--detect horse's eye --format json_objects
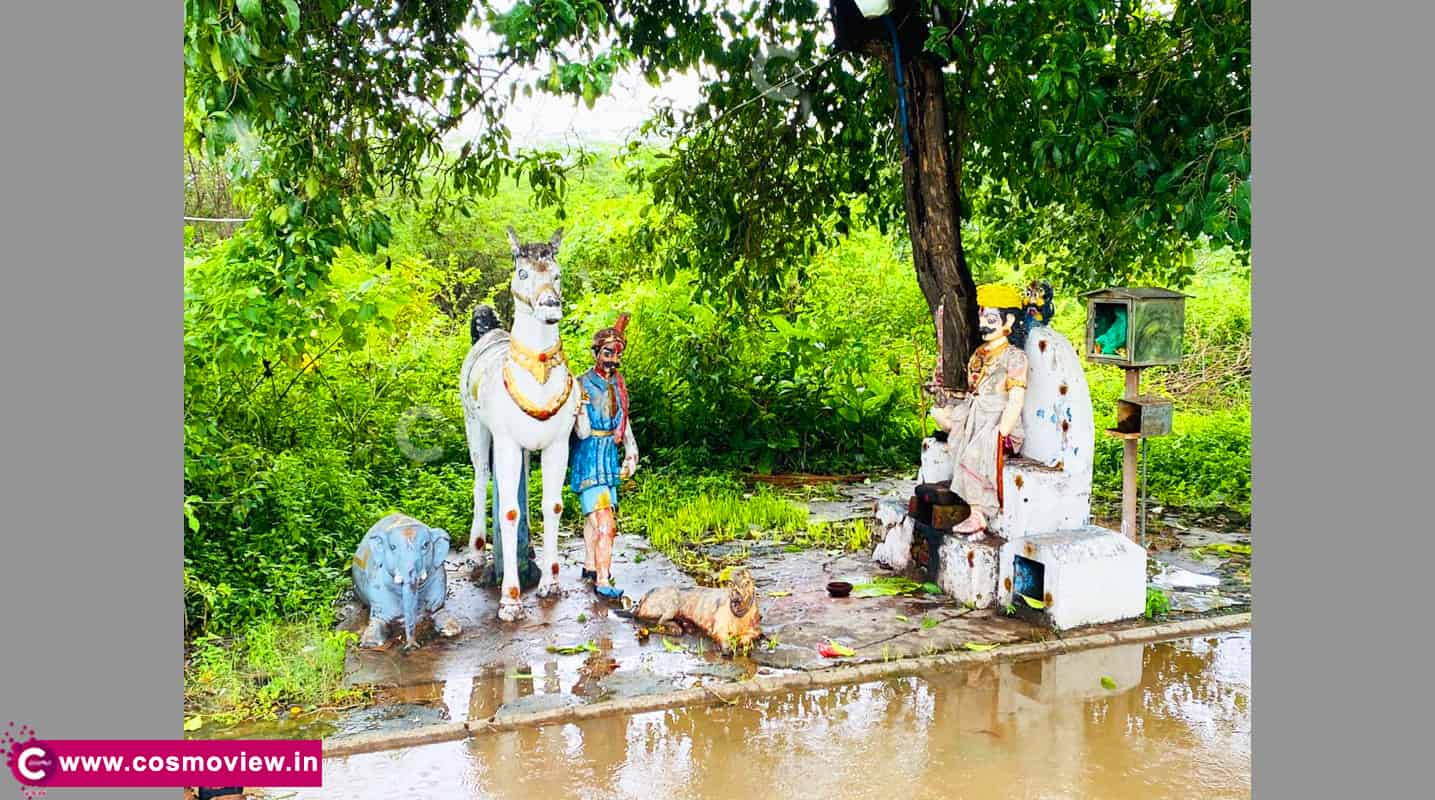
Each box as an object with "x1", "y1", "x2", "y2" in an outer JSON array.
[{"x1": 518, "y1": 269, "x2": 529, "y2": 280}]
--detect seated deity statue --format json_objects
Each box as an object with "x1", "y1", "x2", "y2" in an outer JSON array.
[{"x1": 929, "y1": 284, "x2": 1031, "y2": 535}]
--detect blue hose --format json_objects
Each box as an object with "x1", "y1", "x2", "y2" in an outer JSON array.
[{"x1": 881, "y1": 14, "x2": 914, "y2": 157}]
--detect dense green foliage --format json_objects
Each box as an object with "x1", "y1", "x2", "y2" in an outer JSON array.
[{"x1": 184, "y1": 1, "x2": 1248, "y2": 337}]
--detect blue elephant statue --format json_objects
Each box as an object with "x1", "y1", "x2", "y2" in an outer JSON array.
[{"x1": 351, "y1": 513, "x2": 462, "y2": 650}]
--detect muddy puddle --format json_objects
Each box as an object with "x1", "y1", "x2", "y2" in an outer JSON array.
[{"x1": 280, "y1": 629, "x2": 1250, "y2": 799}]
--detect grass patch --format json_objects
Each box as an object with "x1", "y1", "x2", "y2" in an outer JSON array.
[
  {"x1": 184, "y1": 613, "x2": 367, "y2": 726},
  {"x1": 621, "y1": 468, "x2": 874, "y2": 581}
]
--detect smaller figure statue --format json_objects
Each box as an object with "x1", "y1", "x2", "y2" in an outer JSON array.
[
  {"x1": 929, "y1": 284, "x2": 1031, "y2": 536},
  {"x1": 351, "y1": 513, "x2": 461, "y2": 650},
  {"x1": 570, "y1": 313, "x2": 640, "y2": 599},
  {"x1": 1093, "y1": 304, "x2": 1127, "y2": 355}
]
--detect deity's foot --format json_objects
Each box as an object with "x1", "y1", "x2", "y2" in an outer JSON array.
[
  {"x1": 953, "y1": 509, "x2": 987, "y2": 535},
  {"x1": 595, "y1": 583, "x2": 624, "y2": 600}
]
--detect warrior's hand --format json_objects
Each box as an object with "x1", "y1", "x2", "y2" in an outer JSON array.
[{"x1": 621, "y1": 450, "x2": 639, "y2": 479}]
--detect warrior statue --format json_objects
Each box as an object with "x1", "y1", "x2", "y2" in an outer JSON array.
[
  {"x1": 570, "y1": 313, "x2": 640, "y2": 599},
  {"x1": 930, "y1": 284, "x2": 1031, "y2": 535}
]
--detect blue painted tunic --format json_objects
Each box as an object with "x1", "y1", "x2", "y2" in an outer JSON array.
[{"x1": 570, "y1": 369, "x2": 625, "y2": 505}]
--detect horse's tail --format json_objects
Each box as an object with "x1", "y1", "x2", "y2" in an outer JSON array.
[{"x1": 471, "y1": 304, "x2": 502, "y2": 345}]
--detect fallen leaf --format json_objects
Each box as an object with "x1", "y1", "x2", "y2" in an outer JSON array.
[
  {"x1": 894, "y1": 615, "x2": 911, "y2": 623},
  {"x1": 818, "y1": 639, "x2": 856, "y2": 658},
  {"x1": 511, "y1": 672, "x2": 535, "y2": 680},
  {"x1": 921, "y1": 582, "x2": 942, "y2": 594},
  {"x1": 963, "y1": 642, "x2": 998, "y2": 652},
  {"x1": 1100, "y1": 675, "x2": 1117, "y2": 690},
  {"x1": 661, "y1": 637, "x2": 688, "y2": 653},
  {"x1": 768, "y1": 590, "x2": 792, "y2": 598},
  {"x1": 547, "y1": 640, "x2": 599, "y2": 655},
  {"x1": 921, "y1": 616, "x2": 939, "y2": 630},
  {"x1": 183, "y1": 716, "x2": 203, "y2": 732},
  {"x1": 1018, "y1": 593, "x2": 1046, "y2": 610}
]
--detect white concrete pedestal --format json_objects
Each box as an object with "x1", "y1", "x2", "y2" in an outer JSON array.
[{"x1": 997, "y1": 526, "x2": 1147, "y2": 629}]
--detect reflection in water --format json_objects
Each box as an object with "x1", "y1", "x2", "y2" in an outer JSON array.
[{"x1": 300, "y1": 632, "x2": 1250, "y2": 800}]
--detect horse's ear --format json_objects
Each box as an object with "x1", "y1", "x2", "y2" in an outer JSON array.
[
  {"x1": 550, "y1": 227, "x2": 564, "y2": 251},
  {"x1": 505, "y1": 226, "x2": 522, "y2": 257}
]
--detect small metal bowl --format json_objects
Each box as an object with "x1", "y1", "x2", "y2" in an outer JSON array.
[{"x1": 827, "y1": 581, "x2": 854, "y2": 598}]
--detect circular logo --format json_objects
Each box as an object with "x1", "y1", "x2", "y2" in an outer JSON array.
[
  {"x1": 11, "y1": 740, "x2": 56, "y2": 786},
  {"x1": 749, "y1": 45, "x2": 802, "y2": 102},
  {"x1": 395, "y1": 405, "x2": 448, "y2": 463}
]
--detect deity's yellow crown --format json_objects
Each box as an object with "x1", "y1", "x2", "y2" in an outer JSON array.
[{"x1": 976, "y1": 283, "x2": 1023, "y2": 309}]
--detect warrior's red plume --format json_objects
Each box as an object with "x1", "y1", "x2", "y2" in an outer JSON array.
[{"x1": 614, "y1": 312, "x2": 630, "y2": 336}]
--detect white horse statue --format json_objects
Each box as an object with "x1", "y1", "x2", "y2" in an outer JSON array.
[{"x1": 460, "y1": 227, "x2": 580, "y2": 621}]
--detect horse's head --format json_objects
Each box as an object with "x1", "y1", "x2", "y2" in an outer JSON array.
[{"x1": 505, "y1": 226, "x2": 565, "y2": 325}]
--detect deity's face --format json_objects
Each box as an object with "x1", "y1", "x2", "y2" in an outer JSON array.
[
  {"x1": 978, "y1": 307, "x2": 1013, "y2": 344},
  {"x1": 595, "y1": 341, "x2": 624, "y2": 375}
]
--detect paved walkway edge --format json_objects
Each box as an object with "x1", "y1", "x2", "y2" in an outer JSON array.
[{"x1": 324, "y1": 611, "x2": 1251, "y2": 757}]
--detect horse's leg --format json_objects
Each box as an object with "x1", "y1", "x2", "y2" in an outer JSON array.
[
  {"x1": 464, "y1": 412, "x2": 491, "y2": 557},
  {"x1": 492, "y1": 436, "x2": 526, "y2": 621},
  {"x1": 536, "y1": 436, "x2": 570, "y2": 598}
]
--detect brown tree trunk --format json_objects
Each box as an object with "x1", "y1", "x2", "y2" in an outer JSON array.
[{"x1": 873, "y1": 48, "x2": 977, "y2": 391}]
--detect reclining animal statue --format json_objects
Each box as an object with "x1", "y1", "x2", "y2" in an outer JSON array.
[
  {"x1": 351, "y1": 513, "x2": 462, "y2": 650},
  {"x1": 629, "y1": 568, "x2": 763, "y2": 655}
]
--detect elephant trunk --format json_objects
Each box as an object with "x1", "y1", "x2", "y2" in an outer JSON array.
[{"x1": 401, "y1": 582, "x2": 420, "y2": 651}]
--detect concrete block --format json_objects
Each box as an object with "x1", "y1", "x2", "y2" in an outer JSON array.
[
  {"x1": 996, "y1": 526, "x2": 1146, "y2": 630},
  {"x1": 995, "y1": 458, "x2": 1091, "y2": 540},
  {"x1": 935, "y1": 535, "x2": 1001, "y2": 608}
]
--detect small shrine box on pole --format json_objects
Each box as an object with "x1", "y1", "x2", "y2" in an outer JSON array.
[{"x1": 1082, "y1": 287, "x2": 1189, "y2": 368}]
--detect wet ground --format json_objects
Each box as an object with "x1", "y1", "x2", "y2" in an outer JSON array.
[
  {"x1": 194, "y1": 477, "x2": 1250, "y2": 744},
  {"x1": 275, "y1": 629, "x2": 1251, "y2": 799}
]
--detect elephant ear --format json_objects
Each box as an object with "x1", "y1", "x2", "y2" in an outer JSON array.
[{"x1": 430, "y1": 530, "x2": 450, "y2": 568}]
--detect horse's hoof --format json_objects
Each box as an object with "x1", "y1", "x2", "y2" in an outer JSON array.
[
  {"x1": 497, "y1": 601, "x2": 523, "y2": 622},
  {"x1": 537, "y1": 580, "x2": 561, "y2": 599}
]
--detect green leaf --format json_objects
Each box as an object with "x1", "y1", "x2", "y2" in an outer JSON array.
[
  {"x1": 921, "y1": 615, "x2": 939, "y2": 630},
  {"x1": 921, "y1": 582, "x2": 942, "y2": 594},
  {"x1": 238, "y1": 0, "x2": 263, "y2": 25},
  {"x1": 511, "y1": 672, "x2": 535, "y2": 680},
  {"x1": 828, "y1": 640, "x2": 855, "y2": 657},
  {"x1": 546, "y1": 640, "x2": 598, "y2": 655},
  {"x1": 894, "y1": 615, "x2": 910, "y2": 623},
  {"x1": 1100, "y1": 675, "x2": 1117, "y2": 690},
  {"x1": 1018, "y1": 593, "x2": 1046, "y2": 610},
  {"x1": 282, "y1": 0, "x2": 300, "y2": 33},
  {"x1": 208, "y1": 44, "x2": 227, "y2": 80},
  {"x1": 963, "y1": 642, "x2": 998, "y2": 652},
  {"x1": 661, "y1": 636, "x2": 687, "y2": 653},
  {"x1": 269, "y1": 205, "x2": 288, "y2": 226},
  {"x1": 183, "y1": 716, "x2": 203, "y2": 732}
]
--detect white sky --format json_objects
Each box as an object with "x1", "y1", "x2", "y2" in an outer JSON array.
[
  {"x1": 452, "y1": 4, "x2": 711, "y2": 148},
  {"x1": 461, "y1": 67, "x2": 707, "y2": 147}
]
